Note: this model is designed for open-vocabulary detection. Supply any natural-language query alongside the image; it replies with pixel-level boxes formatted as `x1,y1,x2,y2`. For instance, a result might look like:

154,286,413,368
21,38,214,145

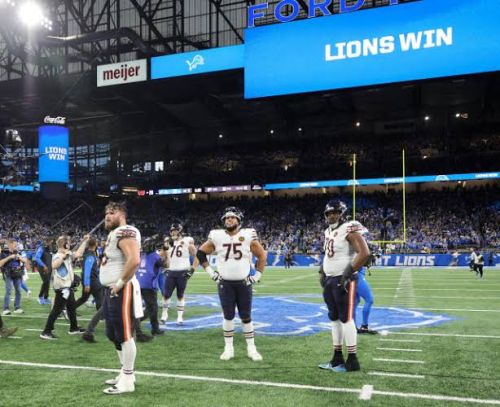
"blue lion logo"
156,294,453,336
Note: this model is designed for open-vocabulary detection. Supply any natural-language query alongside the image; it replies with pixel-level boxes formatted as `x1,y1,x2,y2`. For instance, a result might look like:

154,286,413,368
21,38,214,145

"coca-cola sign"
44,116,66,125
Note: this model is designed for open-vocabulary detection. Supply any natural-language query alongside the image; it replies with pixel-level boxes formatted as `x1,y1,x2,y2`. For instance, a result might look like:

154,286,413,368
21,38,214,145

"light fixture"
270,129,274,134
298,127,302,132
355,122,361,127
218,134,223,139
455,113,461,118
424,115,430,121
17,1,52,30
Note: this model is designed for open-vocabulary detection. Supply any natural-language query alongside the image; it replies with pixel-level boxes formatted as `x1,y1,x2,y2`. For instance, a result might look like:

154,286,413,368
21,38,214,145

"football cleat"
176,317,184,325
105,373,136,386
82,332,96,343
40,332,58,340
68,328,85,335
345,354,361,372
13,308,24,314
2,309,11,316
357,325,378,335
220,347,234,361
318,362,347,372
247,347,263,362
331,351,345,367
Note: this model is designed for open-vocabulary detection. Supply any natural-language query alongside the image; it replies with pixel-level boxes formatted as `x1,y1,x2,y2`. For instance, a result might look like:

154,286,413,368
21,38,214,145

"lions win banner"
38,125,69,183
244,0,500,98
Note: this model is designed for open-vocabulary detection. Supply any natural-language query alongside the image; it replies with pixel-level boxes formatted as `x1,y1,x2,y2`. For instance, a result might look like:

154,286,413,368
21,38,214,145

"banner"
244,0,500,98
259,253,499,267
38,125,69,183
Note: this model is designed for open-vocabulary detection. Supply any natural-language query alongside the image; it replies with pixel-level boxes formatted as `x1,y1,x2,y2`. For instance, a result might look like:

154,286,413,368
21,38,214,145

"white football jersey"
100,225,141,287
323,221,366,277
208,228,257,280
169,236,194,270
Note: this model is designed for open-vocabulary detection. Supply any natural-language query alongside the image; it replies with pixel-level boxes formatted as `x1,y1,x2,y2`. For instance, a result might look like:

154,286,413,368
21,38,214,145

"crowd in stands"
0,186,498,255
144,133,500,189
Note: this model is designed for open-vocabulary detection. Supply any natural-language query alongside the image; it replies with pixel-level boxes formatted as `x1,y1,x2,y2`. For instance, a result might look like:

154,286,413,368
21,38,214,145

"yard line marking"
373,358,425,364
389,332,500,339
3,360,498,405
359,384,374,400
376,347,422,352
380,339,421,343
368,371,425,379
5,336,22,339
0,359,360,395
371,389,500,405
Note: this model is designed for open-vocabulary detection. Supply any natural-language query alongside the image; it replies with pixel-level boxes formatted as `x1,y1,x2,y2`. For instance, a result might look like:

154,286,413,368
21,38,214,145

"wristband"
115,278,125,289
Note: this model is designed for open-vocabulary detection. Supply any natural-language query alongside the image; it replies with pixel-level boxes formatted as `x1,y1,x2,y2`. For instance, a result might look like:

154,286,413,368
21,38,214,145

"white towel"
131,276,144,319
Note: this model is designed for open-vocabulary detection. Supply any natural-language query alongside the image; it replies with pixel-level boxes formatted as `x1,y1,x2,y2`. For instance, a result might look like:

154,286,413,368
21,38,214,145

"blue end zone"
152,294,454,336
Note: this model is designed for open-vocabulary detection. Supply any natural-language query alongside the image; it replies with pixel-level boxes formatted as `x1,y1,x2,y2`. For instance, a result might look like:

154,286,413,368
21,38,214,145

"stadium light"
218,134,223,139
424,115,430,121
17,1,52,30
298,127,302,132
355,122,361,127
270,129,274,134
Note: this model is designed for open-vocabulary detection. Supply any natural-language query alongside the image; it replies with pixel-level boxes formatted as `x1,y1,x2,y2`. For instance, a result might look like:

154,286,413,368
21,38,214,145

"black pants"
135,288,160,333
43,289,78,333
474,264,484,278
38,270,51,299
75,283,103,309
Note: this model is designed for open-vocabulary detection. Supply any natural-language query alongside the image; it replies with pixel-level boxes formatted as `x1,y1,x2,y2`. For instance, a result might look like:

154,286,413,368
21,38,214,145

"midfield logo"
154,295,453,336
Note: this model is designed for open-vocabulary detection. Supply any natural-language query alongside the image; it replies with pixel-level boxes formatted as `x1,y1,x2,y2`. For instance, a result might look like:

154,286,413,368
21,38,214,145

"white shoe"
104,372,136,386
103,376,135,395
220,347,234,361
247,347,263,361
160,309,168,323
13,308,24,314
2,310,11,316
177,317,184,325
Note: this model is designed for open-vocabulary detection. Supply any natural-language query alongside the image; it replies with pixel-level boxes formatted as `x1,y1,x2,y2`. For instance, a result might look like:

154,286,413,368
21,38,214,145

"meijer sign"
97,59,147,87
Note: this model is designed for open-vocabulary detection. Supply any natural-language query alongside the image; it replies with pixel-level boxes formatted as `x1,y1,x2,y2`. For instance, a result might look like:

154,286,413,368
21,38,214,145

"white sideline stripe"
376,347,422,352
389,332,500,339
376,288,500,292
368,371,425,379
2,360,498,406
371,389,500,405
373,358,425,364
380,339,421,343
0,359,360,395
359,384,374,400
408,308,500,313
5,336,22,339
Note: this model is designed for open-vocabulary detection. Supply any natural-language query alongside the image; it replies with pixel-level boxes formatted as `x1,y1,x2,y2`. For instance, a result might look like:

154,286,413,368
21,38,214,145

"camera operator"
1,239,29,315
40,234,89,340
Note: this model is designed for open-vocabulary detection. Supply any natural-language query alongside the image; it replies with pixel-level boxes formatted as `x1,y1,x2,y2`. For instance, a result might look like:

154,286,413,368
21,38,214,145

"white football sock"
342,319,357,353
332,320,343,351
222,319,234,348
243,322,255,348
121,339,137,375
177,298,185,319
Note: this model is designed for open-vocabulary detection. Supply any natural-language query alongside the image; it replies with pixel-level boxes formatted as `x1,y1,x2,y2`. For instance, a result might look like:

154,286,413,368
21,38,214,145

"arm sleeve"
34,247,46,268
82,256,95,287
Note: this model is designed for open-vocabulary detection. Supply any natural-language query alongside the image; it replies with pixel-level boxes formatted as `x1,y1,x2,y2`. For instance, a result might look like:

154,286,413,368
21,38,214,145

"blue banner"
262,253,499,267
151,45,244,80
244,0,500,98
38,125,69,183
263,171,499,191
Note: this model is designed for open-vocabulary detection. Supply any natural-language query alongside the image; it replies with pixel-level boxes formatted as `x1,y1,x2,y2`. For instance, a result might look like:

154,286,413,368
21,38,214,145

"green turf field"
1,267,499,406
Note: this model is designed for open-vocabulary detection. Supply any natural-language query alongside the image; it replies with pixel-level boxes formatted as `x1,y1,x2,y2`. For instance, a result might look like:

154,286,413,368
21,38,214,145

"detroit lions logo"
156,295,454,336
186,55,205,71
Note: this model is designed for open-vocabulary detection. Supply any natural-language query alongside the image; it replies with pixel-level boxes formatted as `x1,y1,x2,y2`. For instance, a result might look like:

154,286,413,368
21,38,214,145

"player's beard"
105,218,120,231
225,224,239,232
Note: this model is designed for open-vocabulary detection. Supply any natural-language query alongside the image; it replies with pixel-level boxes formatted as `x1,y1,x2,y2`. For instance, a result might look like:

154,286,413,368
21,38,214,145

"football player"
318,200,370,372
161,223,196,325
100,202,142,395
195,207,267,361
